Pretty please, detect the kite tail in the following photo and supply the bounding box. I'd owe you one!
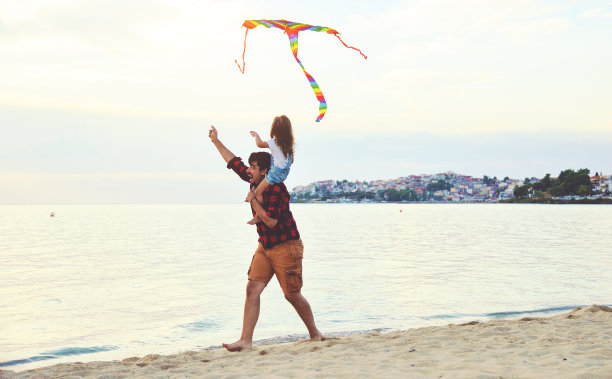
[333,33,367,60]
[235,28,249,74]
[288,33,327,122]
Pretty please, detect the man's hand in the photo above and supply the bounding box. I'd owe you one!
[209,125,218,143]
[248,189,278,228]
[209,125,236,164]
[245,189,256,203]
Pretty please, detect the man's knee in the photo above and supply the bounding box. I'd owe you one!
[246,280,265,298]
[284,291,301,304]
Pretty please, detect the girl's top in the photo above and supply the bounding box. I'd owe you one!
[267,138,291,169]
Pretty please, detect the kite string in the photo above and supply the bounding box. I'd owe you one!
[235,28,249,73]
[333,34,368,60]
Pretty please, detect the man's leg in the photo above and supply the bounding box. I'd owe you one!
[270,239,322,341]
[222,280,267,351]
[285,291,322,341]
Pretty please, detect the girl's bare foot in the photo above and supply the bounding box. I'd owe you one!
[247,216,261,225]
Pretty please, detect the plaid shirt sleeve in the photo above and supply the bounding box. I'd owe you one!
[226,156,251,183]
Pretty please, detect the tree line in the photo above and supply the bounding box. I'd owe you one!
[513,169,596,199]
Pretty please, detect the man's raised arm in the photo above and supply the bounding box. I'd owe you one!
[210,125,251,183]
[209,125,236,163]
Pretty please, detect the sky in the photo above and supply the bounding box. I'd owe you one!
[1,0,611,204]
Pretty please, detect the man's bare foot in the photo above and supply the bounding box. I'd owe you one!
[247,216,260,225]
[222,339,252,352]
[310,330,323,342]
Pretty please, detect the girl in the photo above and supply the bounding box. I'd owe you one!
[248,115,295,225]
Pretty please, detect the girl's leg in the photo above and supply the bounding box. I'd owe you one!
[255,178,271,204]
[247,179,271,225]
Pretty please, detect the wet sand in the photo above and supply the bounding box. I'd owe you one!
[2,305,611,378]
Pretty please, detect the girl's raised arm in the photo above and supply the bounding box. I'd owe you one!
[250,131,269,148]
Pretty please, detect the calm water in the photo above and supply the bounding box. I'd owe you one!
[1,203,611,371]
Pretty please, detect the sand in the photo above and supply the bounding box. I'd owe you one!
[2,305,611,378]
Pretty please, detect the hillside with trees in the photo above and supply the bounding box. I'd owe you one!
[507,169,610,203]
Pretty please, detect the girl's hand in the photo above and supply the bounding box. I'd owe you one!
[250,131,268,148]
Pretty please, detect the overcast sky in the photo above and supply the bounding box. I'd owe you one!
[1,0,611,204]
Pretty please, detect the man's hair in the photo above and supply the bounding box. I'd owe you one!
[248,151,271,171]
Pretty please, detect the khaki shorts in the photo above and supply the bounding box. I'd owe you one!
[248,239,304,295]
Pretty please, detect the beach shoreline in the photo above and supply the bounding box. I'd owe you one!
[2,305,610,378]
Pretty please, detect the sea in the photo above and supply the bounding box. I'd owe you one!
[1,203,611,372]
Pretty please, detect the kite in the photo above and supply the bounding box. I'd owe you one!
[235,19,367,122]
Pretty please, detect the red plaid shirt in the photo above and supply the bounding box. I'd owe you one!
[227,157,300,249]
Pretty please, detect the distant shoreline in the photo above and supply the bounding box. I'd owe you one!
[292,198,612,204]
[501,197,612,204]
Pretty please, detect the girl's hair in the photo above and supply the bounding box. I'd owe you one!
[270,115,294,158]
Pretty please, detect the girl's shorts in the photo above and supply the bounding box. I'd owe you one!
[266,156,292,184]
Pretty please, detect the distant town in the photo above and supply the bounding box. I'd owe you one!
[290,170,612,203]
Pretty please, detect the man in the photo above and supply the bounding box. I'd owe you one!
[209,125,322,352]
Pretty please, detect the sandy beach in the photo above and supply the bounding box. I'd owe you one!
[2,305,610,378]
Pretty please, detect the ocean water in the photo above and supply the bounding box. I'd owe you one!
[1,203,611,372]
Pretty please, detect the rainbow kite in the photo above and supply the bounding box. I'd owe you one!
[236,19,367,122]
